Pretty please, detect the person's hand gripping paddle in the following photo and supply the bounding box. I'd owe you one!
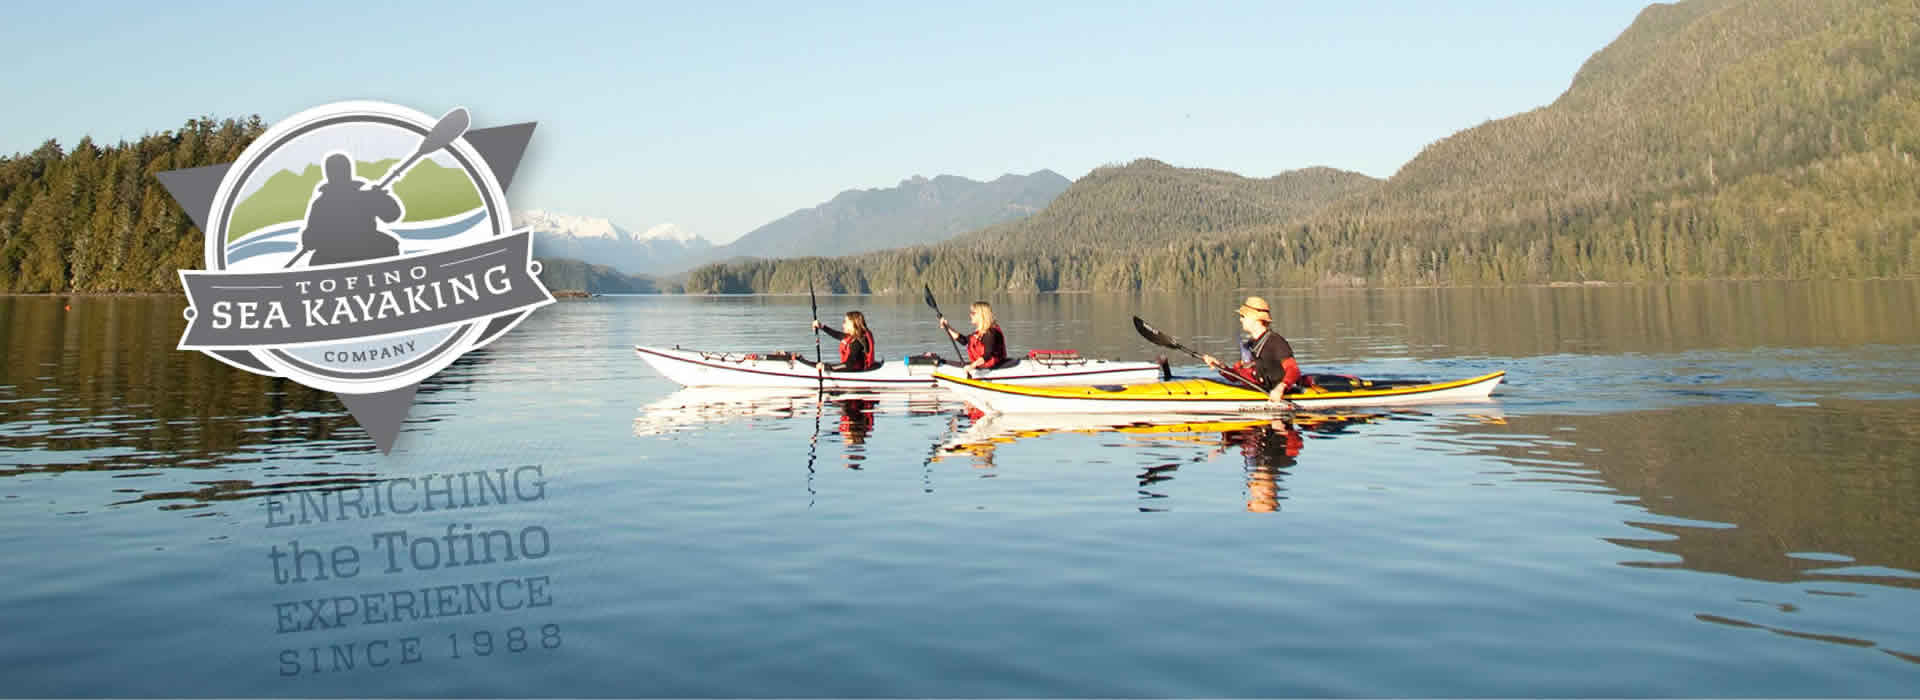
[1133,315,1296,411]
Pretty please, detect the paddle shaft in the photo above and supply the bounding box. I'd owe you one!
[280,248,314,269]
[377,107,471,190]
[374,152,427,191]
[923,286,967,364]
[1132,316,1288,403]
[809,277,825,392]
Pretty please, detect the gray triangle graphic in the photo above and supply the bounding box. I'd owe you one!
[464,122,536,191]
[214,349,272,372]
[155,163,232,232]
[337,384,420,454]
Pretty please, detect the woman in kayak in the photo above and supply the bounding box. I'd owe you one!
[939,301,1009,375]
[1201,296,1300,397]
[813,311,878,372]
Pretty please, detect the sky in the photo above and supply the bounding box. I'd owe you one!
[1,0,1652,244]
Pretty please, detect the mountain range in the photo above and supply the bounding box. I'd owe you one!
[522,170,1071,277]
[684,0,1920,293]
[5,0,1913,296]
[720,170,1070,260]
[516,209,713,276]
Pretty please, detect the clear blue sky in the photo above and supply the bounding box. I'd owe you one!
[2,0,1650,244]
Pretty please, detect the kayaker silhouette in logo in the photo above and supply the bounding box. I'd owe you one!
[286,152,403,267]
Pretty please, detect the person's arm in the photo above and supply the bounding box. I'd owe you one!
[939,318,964,343]
[815,323,848,340]
[1280,357,1301,389]
[375,190,403,222]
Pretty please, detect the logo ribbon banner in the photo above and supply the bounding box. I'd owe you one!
[179,231,549,349]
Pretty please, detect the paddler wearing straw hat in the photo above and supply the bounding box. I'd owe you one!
[1201,296,1301,399]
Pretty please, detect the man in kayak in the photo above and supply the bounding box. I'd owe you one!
[813,311,878,372]
[938,301,1009,376]
[1201,296,1301,398]
[299,153,403,266]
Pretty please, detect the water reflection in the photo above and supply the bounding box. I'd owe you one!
[835,398,876,469]
[11,287,1920,692]
[1449,401,1920,589]
[646,281,1920,364]
[1439,399,1920,661]
[1220,423,1301,512]
[938,411,1385,511]
[634,384,1403,510]
[632,387,946,437]
[0,296,497,489]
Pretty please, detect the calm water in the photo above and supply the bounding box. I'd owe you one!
[2,282,1918,696]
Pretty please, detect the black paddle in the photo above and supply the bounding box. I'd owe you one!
[1132,315,1294,408]
[922,285,967,365]
[809,275,825,394]
[283,107,472,269]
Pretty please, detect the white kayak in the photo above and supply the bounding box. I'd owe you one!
[634,345,1166,389]
[935,371,1506,414]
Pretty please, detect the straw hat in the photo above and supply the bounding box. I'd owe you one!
[1236,296,1272,323]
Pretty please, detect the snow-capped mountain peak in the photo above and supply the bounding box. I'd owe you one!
[519,209,716,276]
[515,209,631,240]
[640,223,707,246]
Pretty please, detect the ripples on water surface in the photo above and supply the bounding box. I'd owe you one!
[2,282,1918,696]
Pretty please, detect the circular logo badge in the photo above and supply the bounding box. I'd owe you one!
[188,101,544,394]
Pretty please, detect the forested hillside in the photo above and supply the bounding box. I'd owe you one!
[7,0,1916,295]
[685,161,1380,293]
[948,161,1376,253]
[715,170,1071,261]
[687,0,1920,293]
[535,256,664,294]
[0,117,264,293]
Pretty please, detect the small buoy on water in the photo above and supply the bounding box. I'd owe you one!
[64,305,70,311]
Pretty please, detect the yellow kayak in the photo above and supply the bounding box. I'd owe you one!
[934,370,1506,414]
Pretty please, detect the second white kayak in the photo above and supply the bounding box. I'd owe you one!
[635,345,1166,389]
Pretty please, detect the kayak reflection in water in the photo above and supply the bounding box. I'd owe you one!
[838,398,875,469]
[1219,420,1305,512]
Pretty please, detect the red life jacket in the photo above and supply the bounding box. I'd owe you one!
[1227,357,1301,392]
[967,326,1007,369]
[839,331,875,370]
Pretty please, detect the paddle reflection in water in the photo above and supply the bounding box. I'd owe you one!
[635,386,1409,511]
[633,387,948,438]
[938,411,1385,511]
[635,388,949,506]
